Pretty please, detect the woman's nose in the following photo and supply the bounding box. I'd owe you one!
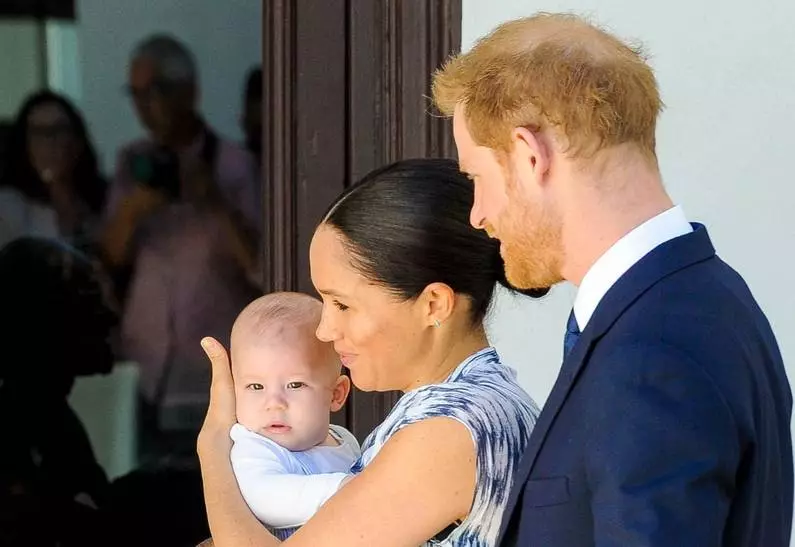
[315,308,340,342]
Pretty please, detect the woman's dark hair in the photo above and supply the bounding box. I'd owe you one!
[245,66,263,102]
[0,90,106,213]
[321,158,549,325]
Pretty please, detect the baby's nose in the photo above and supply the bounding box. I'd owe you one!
[264,391,288,410]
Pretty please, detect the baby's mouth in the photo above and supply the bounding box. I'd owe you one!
[264,423,292,434]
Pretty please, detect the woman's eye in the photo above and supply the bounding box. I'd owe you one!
[246,383,264,391]
[333,300,349,311]
[286,382,306,390]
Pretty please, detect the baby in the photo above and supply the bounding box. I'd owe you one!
[229,292,360,539]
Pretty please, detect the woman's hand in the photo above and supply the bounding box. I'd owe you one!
[197,337,236,457]
[197,337,277,546]
[284,417,476,547]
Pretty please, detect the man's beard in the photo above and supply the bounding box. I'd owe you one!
[497,177,564,290]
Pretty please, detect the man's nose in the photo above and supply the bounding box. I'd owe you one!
[469,181,488,229]
[470,199,487,230]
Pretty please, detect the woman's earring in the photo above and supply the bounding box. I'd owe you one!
[434,319,441,328]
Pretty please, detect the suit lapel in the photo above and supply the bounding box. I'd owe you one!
[497,224,716,543]
[497,326,595,543]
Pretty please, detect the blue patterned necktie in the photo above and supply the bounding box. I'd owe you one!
[564,310,581,358]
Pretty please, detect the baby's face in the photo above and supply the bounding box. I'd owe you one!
[233,337,339,451]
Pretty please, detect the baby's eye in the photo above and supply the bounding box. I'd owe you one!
[246,383,264,391]
[333,300,349,311]
[286,382,306,390]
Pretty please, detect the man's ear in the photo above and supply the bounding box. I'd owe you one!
[330,374,352,412]
[511,125,552,189]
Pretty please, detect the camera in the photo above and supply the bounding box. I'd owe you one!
[128,146,181,199]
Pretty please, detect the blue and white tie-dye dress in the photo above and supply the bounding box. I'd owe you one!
[350,347,539,546]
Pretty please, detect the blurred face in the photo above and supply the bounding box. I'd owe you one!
[1,244,116,394]
[232,331,348,451]
[128,57,191,142]
[310,225,433,393]
[453,104,564,289]
[27,102,81,184]
[49,250,117,382]
[242,98,262,157]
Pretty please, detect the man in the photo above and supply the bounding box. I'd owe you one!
[101,35,260,457]
[434,13,792,547]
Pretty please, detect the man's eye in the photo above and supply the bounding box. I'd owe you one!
[286,382,306,390]
[333,300,349,311]
[246,383,264,391]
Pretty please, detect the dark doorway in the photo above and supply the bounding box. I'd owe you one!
[261,0,462,441]
[0,0,74,19]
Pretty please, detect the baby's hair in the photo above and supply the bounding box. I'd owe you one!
[232,292,342,379]
[234,292,322,339]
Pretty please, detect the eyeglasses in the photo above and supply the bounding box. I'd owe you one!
[123,81,175,102]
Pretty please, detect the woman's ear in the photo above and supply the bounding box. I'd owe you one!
[419,282,456,328]
[330,374,352,412]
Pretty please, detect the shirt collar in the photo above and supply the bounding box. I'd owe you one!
[573,205,693,330]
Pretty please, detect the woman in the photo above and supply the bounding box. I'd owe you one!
[0,90,107,252]
[198,159,548,546]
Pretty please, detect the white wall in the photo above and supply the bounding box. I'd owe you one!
[70,363,139,480]
[76,0,261,171]
[0,20,83,120]
[45,21,82,104]
[471,0,795,540]
[0,20,44,118]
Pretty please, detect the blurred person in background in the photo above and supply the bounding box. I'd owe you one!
[241,65,262,169]
[100,34,261,461]
[0,91,107,253]
[0,237,117,547]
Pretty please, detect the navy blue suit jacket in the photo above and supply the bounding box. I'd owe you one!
[498,224,793,546]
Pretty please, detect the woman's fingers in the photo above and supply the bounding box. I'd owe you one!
[201,337,232,388]
[200,337,236,433]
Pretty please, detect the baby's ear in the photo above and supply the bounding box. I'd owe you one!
[330,374,351,412]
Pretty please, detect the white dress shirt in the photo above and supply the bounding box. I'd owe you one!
[230,423,360,529]
[573,206,692,330]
